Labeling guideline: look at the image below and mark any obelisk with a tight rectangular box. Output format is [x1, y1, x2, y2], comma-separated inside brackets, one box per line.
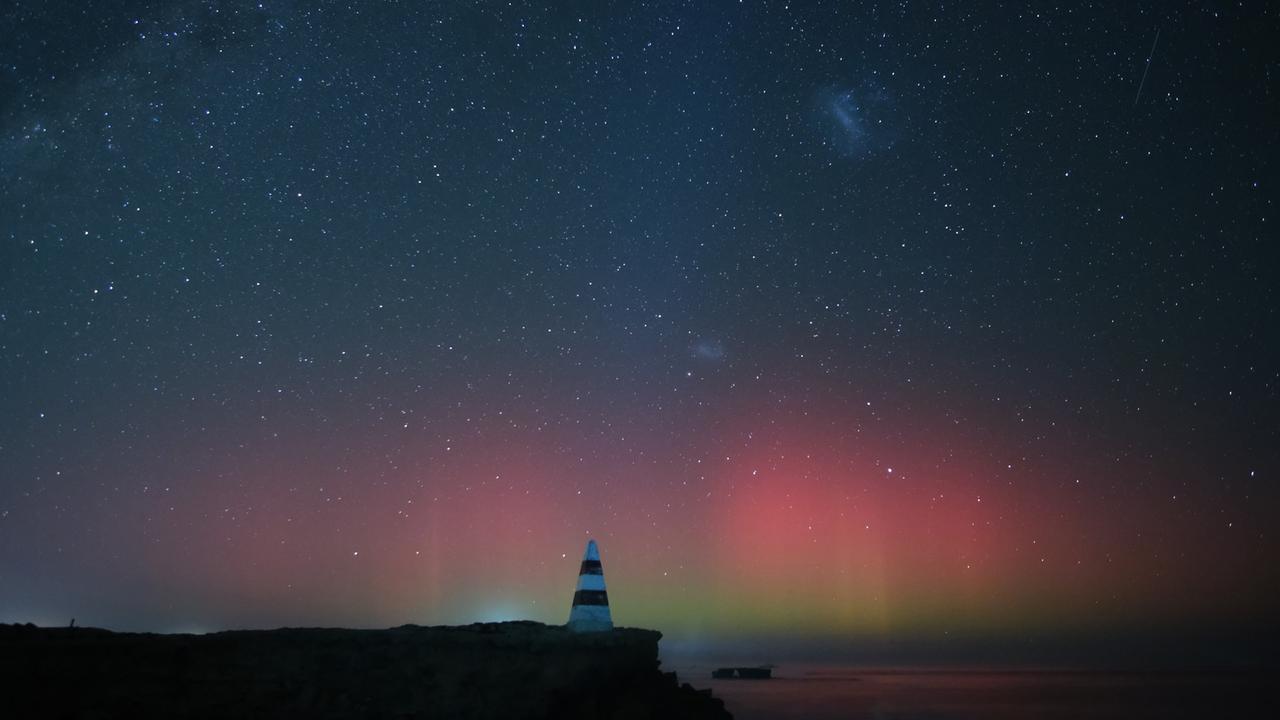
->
[566, 539, 613, 632]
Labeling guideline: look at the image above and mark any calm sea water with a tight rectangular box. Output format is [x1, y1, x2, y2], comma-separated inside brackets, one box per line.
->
[666, 664, 1273, 719]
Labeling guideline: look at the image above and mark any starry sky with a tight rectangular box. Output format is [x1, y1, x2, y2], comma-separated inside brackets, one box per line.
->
[1, 1, 1277, 657]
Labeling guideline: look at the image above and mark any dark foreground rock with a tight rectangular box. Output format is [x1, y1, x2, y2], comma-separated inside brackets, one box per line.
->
[0, 621, 731, 720]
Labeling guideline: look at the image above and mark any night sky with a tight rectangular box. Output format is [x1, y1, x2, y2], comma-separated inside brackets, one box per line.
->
[2, 1, 1277, 657]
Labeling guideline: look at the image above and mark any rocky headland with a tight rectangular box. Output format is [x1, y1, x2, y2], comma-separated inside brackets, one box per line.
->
[0, 621, 730, 719]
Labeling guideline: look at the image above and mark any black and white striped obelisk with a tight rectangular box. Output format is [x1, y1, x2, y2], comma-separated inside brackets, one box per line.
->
[567, 539, 613, 632]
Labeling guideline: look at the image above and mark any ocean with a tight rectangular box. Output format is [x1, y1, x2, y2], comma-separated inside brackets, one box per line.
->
[666, 664, 1273, 719]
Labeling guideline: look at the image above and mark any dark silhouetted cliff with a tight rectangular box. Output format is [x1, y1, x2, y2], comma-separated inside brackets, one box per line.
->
[0, 621, 730, 719]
